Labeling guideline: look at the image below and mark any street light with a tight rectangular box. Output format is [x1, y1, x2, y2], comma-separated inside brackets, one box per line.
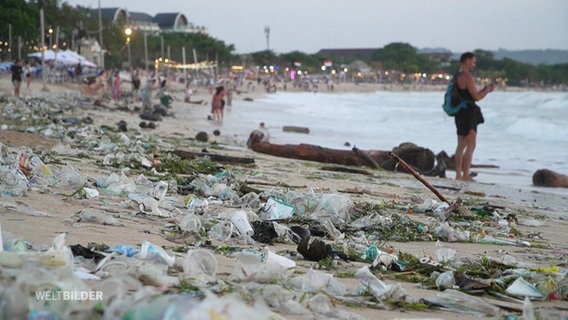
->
[48, 27, 53, 49]
[124, 26, 132, 67]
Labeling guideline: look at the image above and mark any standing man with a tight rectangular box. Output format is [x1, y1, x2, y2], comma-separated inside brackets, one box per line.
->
[10, 59, 23, 98]
[454, 52, 496, 181]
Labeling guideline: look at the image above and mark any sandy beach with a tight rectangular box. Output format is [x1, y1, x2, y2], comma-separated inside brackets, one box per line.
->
[0, 74, 567, 319]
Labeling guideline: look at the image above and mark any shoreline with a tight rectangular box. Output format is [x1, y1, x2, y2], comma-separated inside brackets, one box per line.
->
[0, 75, 567, 319]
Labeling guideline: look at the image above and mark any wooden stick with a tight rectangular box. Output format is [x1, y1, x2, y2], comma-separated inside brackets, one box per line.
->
[389, 152, 450, 204]
[173, 149, 255, 165]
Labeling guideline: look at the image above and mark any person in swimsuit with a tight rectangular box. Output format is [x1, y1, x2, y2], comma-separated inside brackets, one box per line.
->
[454, 52, 496, 181]
[10, 59, 23, 98]
[211, 86, 225, 122]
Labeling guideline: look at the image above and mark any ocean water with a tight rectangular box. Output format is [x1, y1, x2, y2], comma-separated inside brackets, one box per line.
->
[222, 89, 568, 191]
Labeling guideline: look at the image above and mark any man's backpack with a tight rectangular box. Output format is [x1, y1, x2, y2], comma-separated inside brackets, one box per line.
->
[442, 74, 470, 116]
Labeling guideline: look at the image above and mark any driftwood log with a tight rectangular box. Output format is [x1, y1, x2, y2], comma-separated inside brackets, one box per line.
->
[282, 126, 310, 134]
[247, 130, 446, 177]
[532, 169, 568, 188]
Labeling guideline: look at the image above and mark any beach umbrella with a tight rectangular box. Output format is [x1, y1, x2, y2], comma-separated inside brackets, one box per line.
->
[28, 50, 56, 60]
[63, 50, 97, 68]
[27, 50, 97, 67]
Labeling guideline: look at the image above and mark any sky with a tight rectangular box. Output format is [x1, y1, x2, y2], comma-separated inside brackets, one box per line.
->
[63, 0, 568, 54]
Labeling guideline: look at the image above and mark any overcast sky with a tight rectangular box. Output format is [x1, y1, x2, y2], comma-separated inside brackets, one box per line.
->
[64, 0, 568, 54]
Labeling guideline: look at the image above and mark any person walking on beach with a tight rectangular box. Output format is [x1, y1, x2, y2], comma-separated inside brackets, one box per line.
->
[131, 67, 141, 98]
[10, 59, 23, 98]
[453, 52, 496, 181]
[24, 61, 33, 90]
[140, 78, 156, 112]
[211, 85, 225, 122]
[225, 78, 235, 108]
[111, 70, 121, 102]
[184, 82, 193, 103]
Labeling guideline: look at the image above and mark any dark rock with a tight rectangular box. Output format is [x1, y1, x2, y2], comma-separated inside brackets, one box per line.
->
[117, 120, 127, 132]
[195, 131, 209, 142]
[140, 112, 162, 122]
[533, 169, 568, 188]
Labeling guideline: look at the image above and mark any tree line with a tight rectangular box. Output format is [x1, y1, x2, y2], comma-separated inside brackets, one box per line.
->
[1, 0, 566, 87]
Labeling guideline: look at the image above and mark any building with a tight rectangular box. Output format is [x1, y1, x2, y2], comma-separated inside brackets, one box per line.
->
[78, 7, 207, 67]
[97, 8, 206, 34]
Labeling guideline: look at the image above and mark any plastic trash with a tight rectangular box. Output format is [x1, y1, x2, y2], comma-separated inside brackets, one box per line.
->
[435, 270, 456, 289]
[233, 247, 295, 283]
[110, 244, 139, 257]
[82, 187, 99, 199]
[183, 249, 218, 282]
[179, 211, 202, 233]
[76, 209, 123, 226]
[354, 266, 392, 298]
[218, 188, 240, 202]
[58, 163, 86, 188]
[416, 199, 439, 212]
[152, 181, 168, 201]
[427, 289, 500, 317]
[138, 241, 176, 267]
[522, 296, 536, 320]
[435, 247, 457, 264]
[139, 197, 166, 217]
[435, 222, 470, 242]
[0, 251, 25, 268]
[41, 233, 74, 267]
[368, 246, 398, 268]
[312, 194, 353, 227]
[286, 190, 315, 215]
[302, 269, 347, 296]
[209, 222, 234, 242]
[262, 197, 295, 220]
[240, 192, 261, 210]
[506, 277, 545, 299]
[0, 166, 28, 196]
[230, 210, 254, 236]
[320, 218, 344, 240]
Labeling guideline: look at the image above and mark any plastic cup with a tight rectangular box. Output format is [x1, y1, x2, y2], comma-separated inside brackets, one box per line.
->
[180, 211, 202, 233]
[184, 249, 217, 282]
[153, 181, 168, 201]
[263, 247, 295, 269]
[139, 241, 175, 267]
[140, 197, 166, 216]
[230, 210, 254, 236]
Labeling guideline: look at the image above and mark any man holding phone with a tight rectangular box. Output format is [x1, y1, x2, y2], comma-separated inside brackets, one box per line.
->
[453, 52, 496, 181]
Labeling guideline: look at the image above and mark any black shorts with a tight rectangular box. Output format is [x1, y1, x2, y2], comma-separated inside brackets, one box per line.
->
[455, 104, 483, 136]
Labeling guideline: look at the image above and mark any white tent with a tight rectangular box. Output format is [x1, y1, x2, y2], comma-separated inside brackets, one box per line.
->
[28, 50, 97, 67]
